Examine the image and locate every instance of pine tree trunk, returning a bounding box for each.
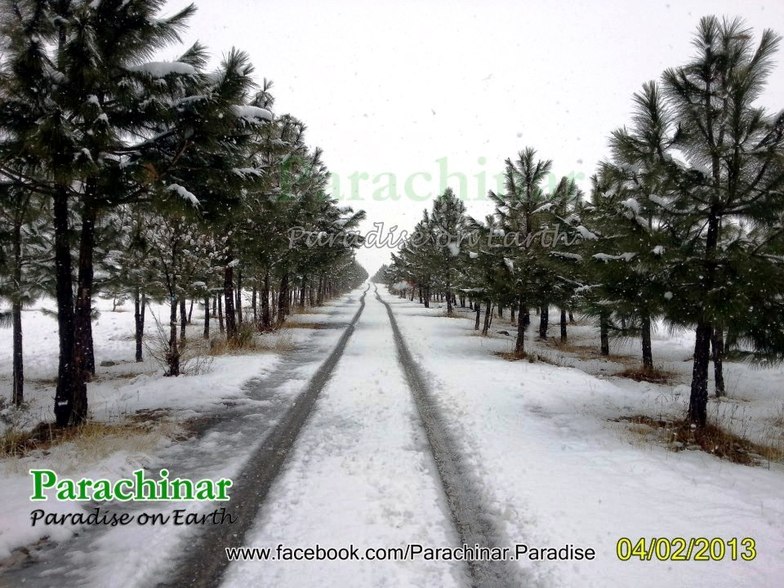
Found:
[474,302,481,331]
[538,303,549,339]
[569,310,575,324]
[482,301,493,336]
[515,293,526,356]
[251,285,257,323]
[168,294,180,376]
[560,308,567,343]
[12,299,23,407]
[423,285,430,308]
[53,186,77,427]
[134,288,145,362]
[73,197,97,421]
[235,268,243,325]
[445,268,453,314]
[317,274,324,305]
[600,311,610,356]
[299,281,306,308]
[261,270,271,329]
[689,213,720,427]
[711,326,725,397]
[641,313,653,370]
[12,215,24,406]
[277,272,289,326]
[187,299,194,324]
[68,183,97,425]
[510,306,516,325]
[203,295,211,340]
[179,298,187,344]
[688,322,712,427]
[217,295,225,334]
[224,265,237,340]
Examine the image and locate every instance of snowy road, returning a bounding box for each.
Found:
[374,286,527,587]
[222,284,520,587]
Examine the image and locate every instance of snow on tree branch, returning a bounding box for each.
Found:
[167,184,200,207]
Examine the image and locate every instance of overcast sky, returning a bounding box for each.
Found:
[165,0,784,274]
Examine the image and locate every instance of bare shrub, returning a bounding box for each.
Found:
[144,309,213,376]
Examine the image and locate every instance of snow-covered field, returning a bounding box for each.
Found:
[378,289,784,587]
[0,297,287,431]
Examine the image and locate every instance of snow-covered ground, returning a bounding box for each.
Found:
[2,287,783,587]
[0,292,359,577]
[0,297,287,431]
[522,313,784,451]
[378,289,784,587]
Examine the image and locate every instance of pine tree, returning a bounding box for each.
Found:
[583,82,677,370]
[429,188,467,315]
[0,182,47,405]
[660,17,784,426]
[0,0,209,424]
[488,148,553,355]
[544,176,587,343]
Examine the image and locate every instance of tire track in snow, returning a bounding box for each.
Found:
[374,284,528,588]
[221,284,465,587]
[160,284,370,588]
